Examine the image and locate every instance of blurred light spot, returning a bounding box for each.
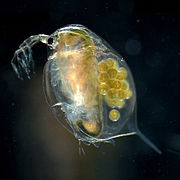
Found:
[125,39,141,55]
[145,51,163,68]
[136,19,140,23]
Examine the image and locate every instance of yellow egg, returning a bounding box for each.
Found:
[120,80,129,90]
[107,80,114,88]
[99,83,109,95]
[107,88,117,99]
[98,61,108,72]
[115,99,125,109]
[99,73,109,82]
[106,58,115,68]
[124,89,132,99]
[117,67,128,80]
[108,68,117,79]
[117,89,125,99]
[105,98,117,108]
[112,80,121,89]
[109,109,120,121]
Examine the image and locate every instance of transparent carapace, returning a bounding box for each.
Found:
[11,24,162,154]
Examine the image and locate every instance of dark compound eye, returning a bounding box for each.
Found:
[47,37,54,45]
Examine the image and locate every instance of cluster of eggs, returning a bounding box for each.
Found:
[98,58,132,121]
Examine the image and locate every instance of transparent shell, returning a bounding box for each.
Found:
[11,24,162,154]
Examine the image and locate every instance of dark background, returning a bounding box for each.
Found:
[0,0,180,179]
